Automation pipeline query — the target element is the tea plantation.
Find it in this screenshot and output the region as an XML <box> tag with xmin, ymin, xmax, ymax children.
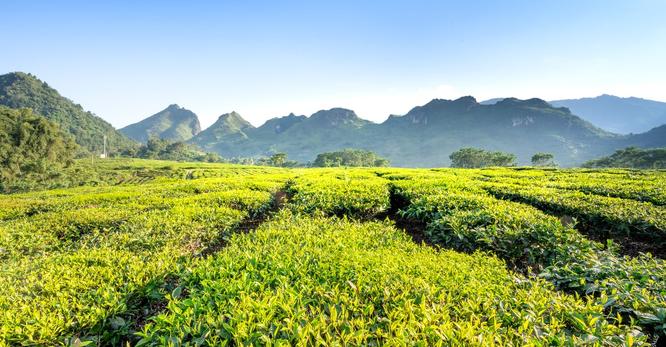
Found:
<box><xmin>1</xmin><ymin>160</ymin><xmax>664</xmax><ymax>346</ymax></box>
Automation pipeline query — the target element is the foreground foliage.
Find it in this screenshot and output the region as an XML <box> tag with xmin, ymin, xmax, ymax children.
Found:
<box><xmin>138</xmin><ymin>213</ymin><xmax>641</xmax><ymax>346</ymax></box>
<box><xmin>0</xmin><ymin>160</ymin><xmax>665</xmax><ymax>345</ymax></box>
<box><xmin>387</xmin><ymin>169</ymin><xmax>666</xmax><ymax>340</ymax></box>
<box><xmin>0</xmin><ymin>170</ymin><xmax>287</xmax><ymax>345</ymax></box>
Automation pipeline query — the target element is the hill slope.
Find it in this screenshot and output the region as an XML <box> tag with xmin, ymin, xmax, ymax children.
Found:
<box><xmin>0</xmin><ymin>72</ymin><xmax>136</xmax><ymax>154</ymax></box>
<box><xmin>583</xmin><ymin>146</ymin><xmax>666</xmax><ymax>169</ymax></box>
<box><xmin>550</xmin><ymin>94</ymin><xmax>666</xmax><ymax>134</ymax></box>
<box><xmin>189</xmin><ymin>111</ymin><xmax>255</xmax><ymax>154</ymax></box>
<box><xmin>189</xmin><ymin>97</ymin><xmax>665</xmax><ymax>166</ymax></box>
<box><xmin>120</xmin><ymin>104</ymin><xmax>201</xmax><ymax>143</ymax></box>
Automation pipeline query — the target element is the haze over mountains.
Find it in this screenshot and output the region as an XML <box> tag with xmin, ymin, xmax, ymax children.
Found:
<box><xmin>484</xmin><ymin>95</ymin><xmax>666</xmax><ymax>134</ymax></box>
<box><xmin>550</xmin><ymin>95</ymin><xmax>666</xmax><ymax>134</ymax></box>
<box><xmin>1</xmin><ymin>71</ymin><xmax>665</xmax><ymax>167</ymax></box>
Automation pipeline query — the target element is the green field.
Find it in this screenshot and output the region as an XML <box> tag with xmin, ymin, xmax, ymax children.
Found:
<box><xmin>1</xmin><ymin>160</ymin><xmax>664</xmax><ymax>346</ymax></box>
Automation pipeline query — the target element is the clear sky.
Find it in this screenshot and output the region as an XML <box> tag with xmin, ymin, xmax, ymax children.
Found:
<box><xmin>2</xmin><ymin>0</ymin><xmax>665</xmax><ymax>128</ymax></box>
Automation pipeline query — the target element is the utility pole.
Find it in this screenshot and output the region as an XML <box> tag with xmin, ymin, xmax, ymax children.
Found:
<box><xmin>103</xmin><ymin>135</ymin><xmax>107</xmax><ymax>159</ymax></box>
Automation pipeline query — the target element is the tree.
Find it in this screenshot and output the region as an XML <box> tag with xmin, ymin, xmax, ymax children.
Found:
<box><xmin>269</xmin><ymin>153</ymin><xmax>288</xmax><ymax>167</ymax></box>
<box><xmin>0</xmin><ymin>106</ymin><xmax>78</xmax><ymax>192</ymax></box>
<box><xmin>449</xmin><ymin>147</ymin><xmax>516</xmax><ymax>168</ymax></box>
<box><xmin>312</xmin><ymin>149</ymin><xmax>390</xmax><ymax>167</ymax></box>
<box><xmin>531</xmin><ymin>152</ymin><xmax>556</xmax><ymax>167</ymax></box>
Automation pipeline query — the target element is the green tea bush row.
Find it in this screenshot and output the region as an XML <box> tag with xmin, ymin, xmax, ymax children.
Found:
<box><xmin>391</xmin><ymin>178</ymin><xmax>598</xmax><ymax>270</ymax></box>
<box><xmin>483</xmin><ymin>183</ymin><xmax>666</xmax><ymax>241</ymax></box>
<box><xmin>287</xmin><ymin>170</ymin><xmax>390</xmax><ymax>218</ymax></box>
<box><xmin>137</xmin><ymin>212</ymin><xmax>643</xmax><ymax>345</ymax></box>
<box><xmin>390</xmin><ymin>173</ymin><xmax>666</xmax><ymax>339</ymax></box>
<box><xmin>475</xmin><ymin>169</ymin><xmax>666</xmax><ymax>206</ymax></box>
<box><xmin>0</xmin><ymin>173</ymin><xmax>287</xmax><ymax>345</ymax></box>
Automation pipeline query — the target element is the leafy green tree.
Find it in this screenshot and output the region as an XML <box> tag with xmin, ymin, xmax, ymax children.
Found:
<box><xmin>0</xmin><ymin>106</ymin><xmax>78</xmax><ymax>192</ymax></box>
<box><xmin>269</xmin><ymin>153</ymin><xmax>288</xmax><ymax>167</ymax></box>
<box><xmin>531</xmin><ymin>152</ymin><xmax>556</xmax><ymax>167</ymax></box>
<box><xmin>449</xmin><ymin>148</ymin><xmax>516</xmax><ymax>168</ymax></box>
<box><xmin>313</xmin><ymin>149</ymin><xmax>390</xmax><ymax>167</ymax></box>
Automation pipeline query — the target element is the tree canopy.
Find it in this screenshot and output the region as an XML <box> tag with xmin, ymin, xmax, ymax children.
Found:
<box><xmin>125</xmin><ymin>137</ymin><xmax>223</xmax><ymax>162</ymax></box>
<box><xmin>449</xmin><ymin>148</ymin><xmax>516</xmax><ymax>168</ymax></box>
<box><xmin>531</xmin><ymin>152</ymin><xmax>556</xmax><ymax>167</ymax></box>
<box><xmin>312</xmin><ymin>149</ymin><xmax>390</xmax><ymax>167</ymax></box>
<box><xmin>0</xmin><ymin>106</ymin><xmax>78</xmax><ymax>192</ymax></box>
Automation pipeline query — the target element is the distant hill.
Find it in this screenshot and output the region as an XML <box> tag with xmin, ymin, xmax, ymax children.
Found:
<box><xmin>187</xmin><ymin>96</ymin><xmax>666</xmax><ymax>166</ymax></box>
<box><xmin>0</xmin><ymin>72</ymin><xmax>136</xmax><ymax>154</ymax></box>
<box><xmin>374</xmin><ymin>97</ymin><xmax>618</xmax><ymax>167</ymax></box>
<box><xmin>120</xmin><ymin>104</ymin><xmax>201</xmax><ymax>143</ymax></box>
<box><xmin>479</xmin><ymin>98</ymin><xmax>507</xmax><ymax>105</ymax></box>
<box><xmin>584</xmin><ymin>146</ymin><xmax>666</xmax><ymax>169</ymax></box>
<box><xmin>623</xmin><ymin>124</ymin><xmax>666</xmax><ymax>148</ymax></box>
<box><xmin>550</xmin><ymin>94</ymin><xmax>666</xmax><ymax>134</ymax></box>
<box><xmin>189</xmin><ymin>108</ymin><xmax>374</xmax><ymax>162</ymax></box>
<box><xmin>189</xmin><ymin>111</ymin><xmax>255</xmax><ymax>154</ymax></box>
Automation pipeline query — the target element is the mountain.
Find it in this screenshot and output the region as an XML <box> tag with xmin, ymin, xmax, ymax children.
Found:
<box><xmin>189</xmin><ymin>111</ymin><xmax>255</xmax><ymax>153</ymax></box>
<box><xmin>623</xmin><ymin>124</ymin><xmax>666</xmax><ymax>148</ymax></box>
<box><xmin>0</xmin><ymin>72</ymin><xmax>136</xmax><ymax>154</ymax></box>
<box><xmin>375</xmin><ymin>97</ymin><xmax>618</xmax><ymax>167</ymax></box>
<box><xmin>583</xmin><ymin>146</ymin><xmax>666</xmax><ymax>169</ymax></box>
<box><xmin>479</xmin><ymin>98</ymin><xmax>507</xmax><ymax>105</ymax></box>
<box><xmin>120</xmin><ymin>104</ymin><xmax>201</xmax><ymax>143</ymax></box>
<box><xmin>550</xmin><ymin>94</ymin><xmax>666</xmax><ymax>134</ymax></box>
<box><xmin>189</xmin><ymin>108</ymin><xmax>373</xmax><ymax>162</ymax></box>
<box><xmin>252</xmin><ymin>113</ymin><xmax>306</xmax><ymax>136</ymax></box>
<box><xmin>188</xmin><ymin>97</ymin><xmax>666</xmax><ymax>167</ymax></box>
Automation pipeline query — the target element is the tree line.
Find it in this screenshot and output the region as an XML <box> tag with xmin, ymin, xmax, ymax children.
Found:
<box><xmin>449</xmin><ymin>148</ymin><xmax>556</xmax><ymax>168</ymax></box>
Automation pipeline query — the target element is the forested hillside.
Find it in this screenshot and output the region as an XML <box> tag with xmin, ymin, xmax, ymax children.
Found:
<box><xmin>0</xmin><ymin>72</ymin><xmax>136</xmax><ymax>154</ymax></box>
<box><xmin>0</xmin><ymin>106</ymin><xmax>77</xmax><ymax>192</ymax></box>
<box><xmin>584</xmin><ymin>147</ymin><xmax>666</xmax><ymax>169</ymax></box>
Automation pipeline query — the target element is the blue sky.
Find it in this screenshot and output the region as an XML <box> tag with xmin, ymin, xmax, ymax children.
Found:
<box><xmin>2</xmin><ymin>0</ymin><xmax>665</xmax><ymax>128</ymax></box>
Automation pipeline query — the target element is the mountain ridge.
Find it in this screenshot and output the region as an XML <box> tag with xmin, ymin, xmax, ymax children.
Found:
<box><xmin>182</xmin><ymin>96</ymin><xmax>663</xmax><ymax>167</ymax></box>
<box><xmin>3</xmin><ymin>72</ymin><xmax>665</xmax><ymax>166</ymax></box>
<box><xmin>550</xmin><ymin>94</ymin><xmax>666</xmax><ymax>134</ymax></box>
<box><xmin>120</xmin><ymin>104</ymin><xmax>201</xmax><ymax>143</ymax></box>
